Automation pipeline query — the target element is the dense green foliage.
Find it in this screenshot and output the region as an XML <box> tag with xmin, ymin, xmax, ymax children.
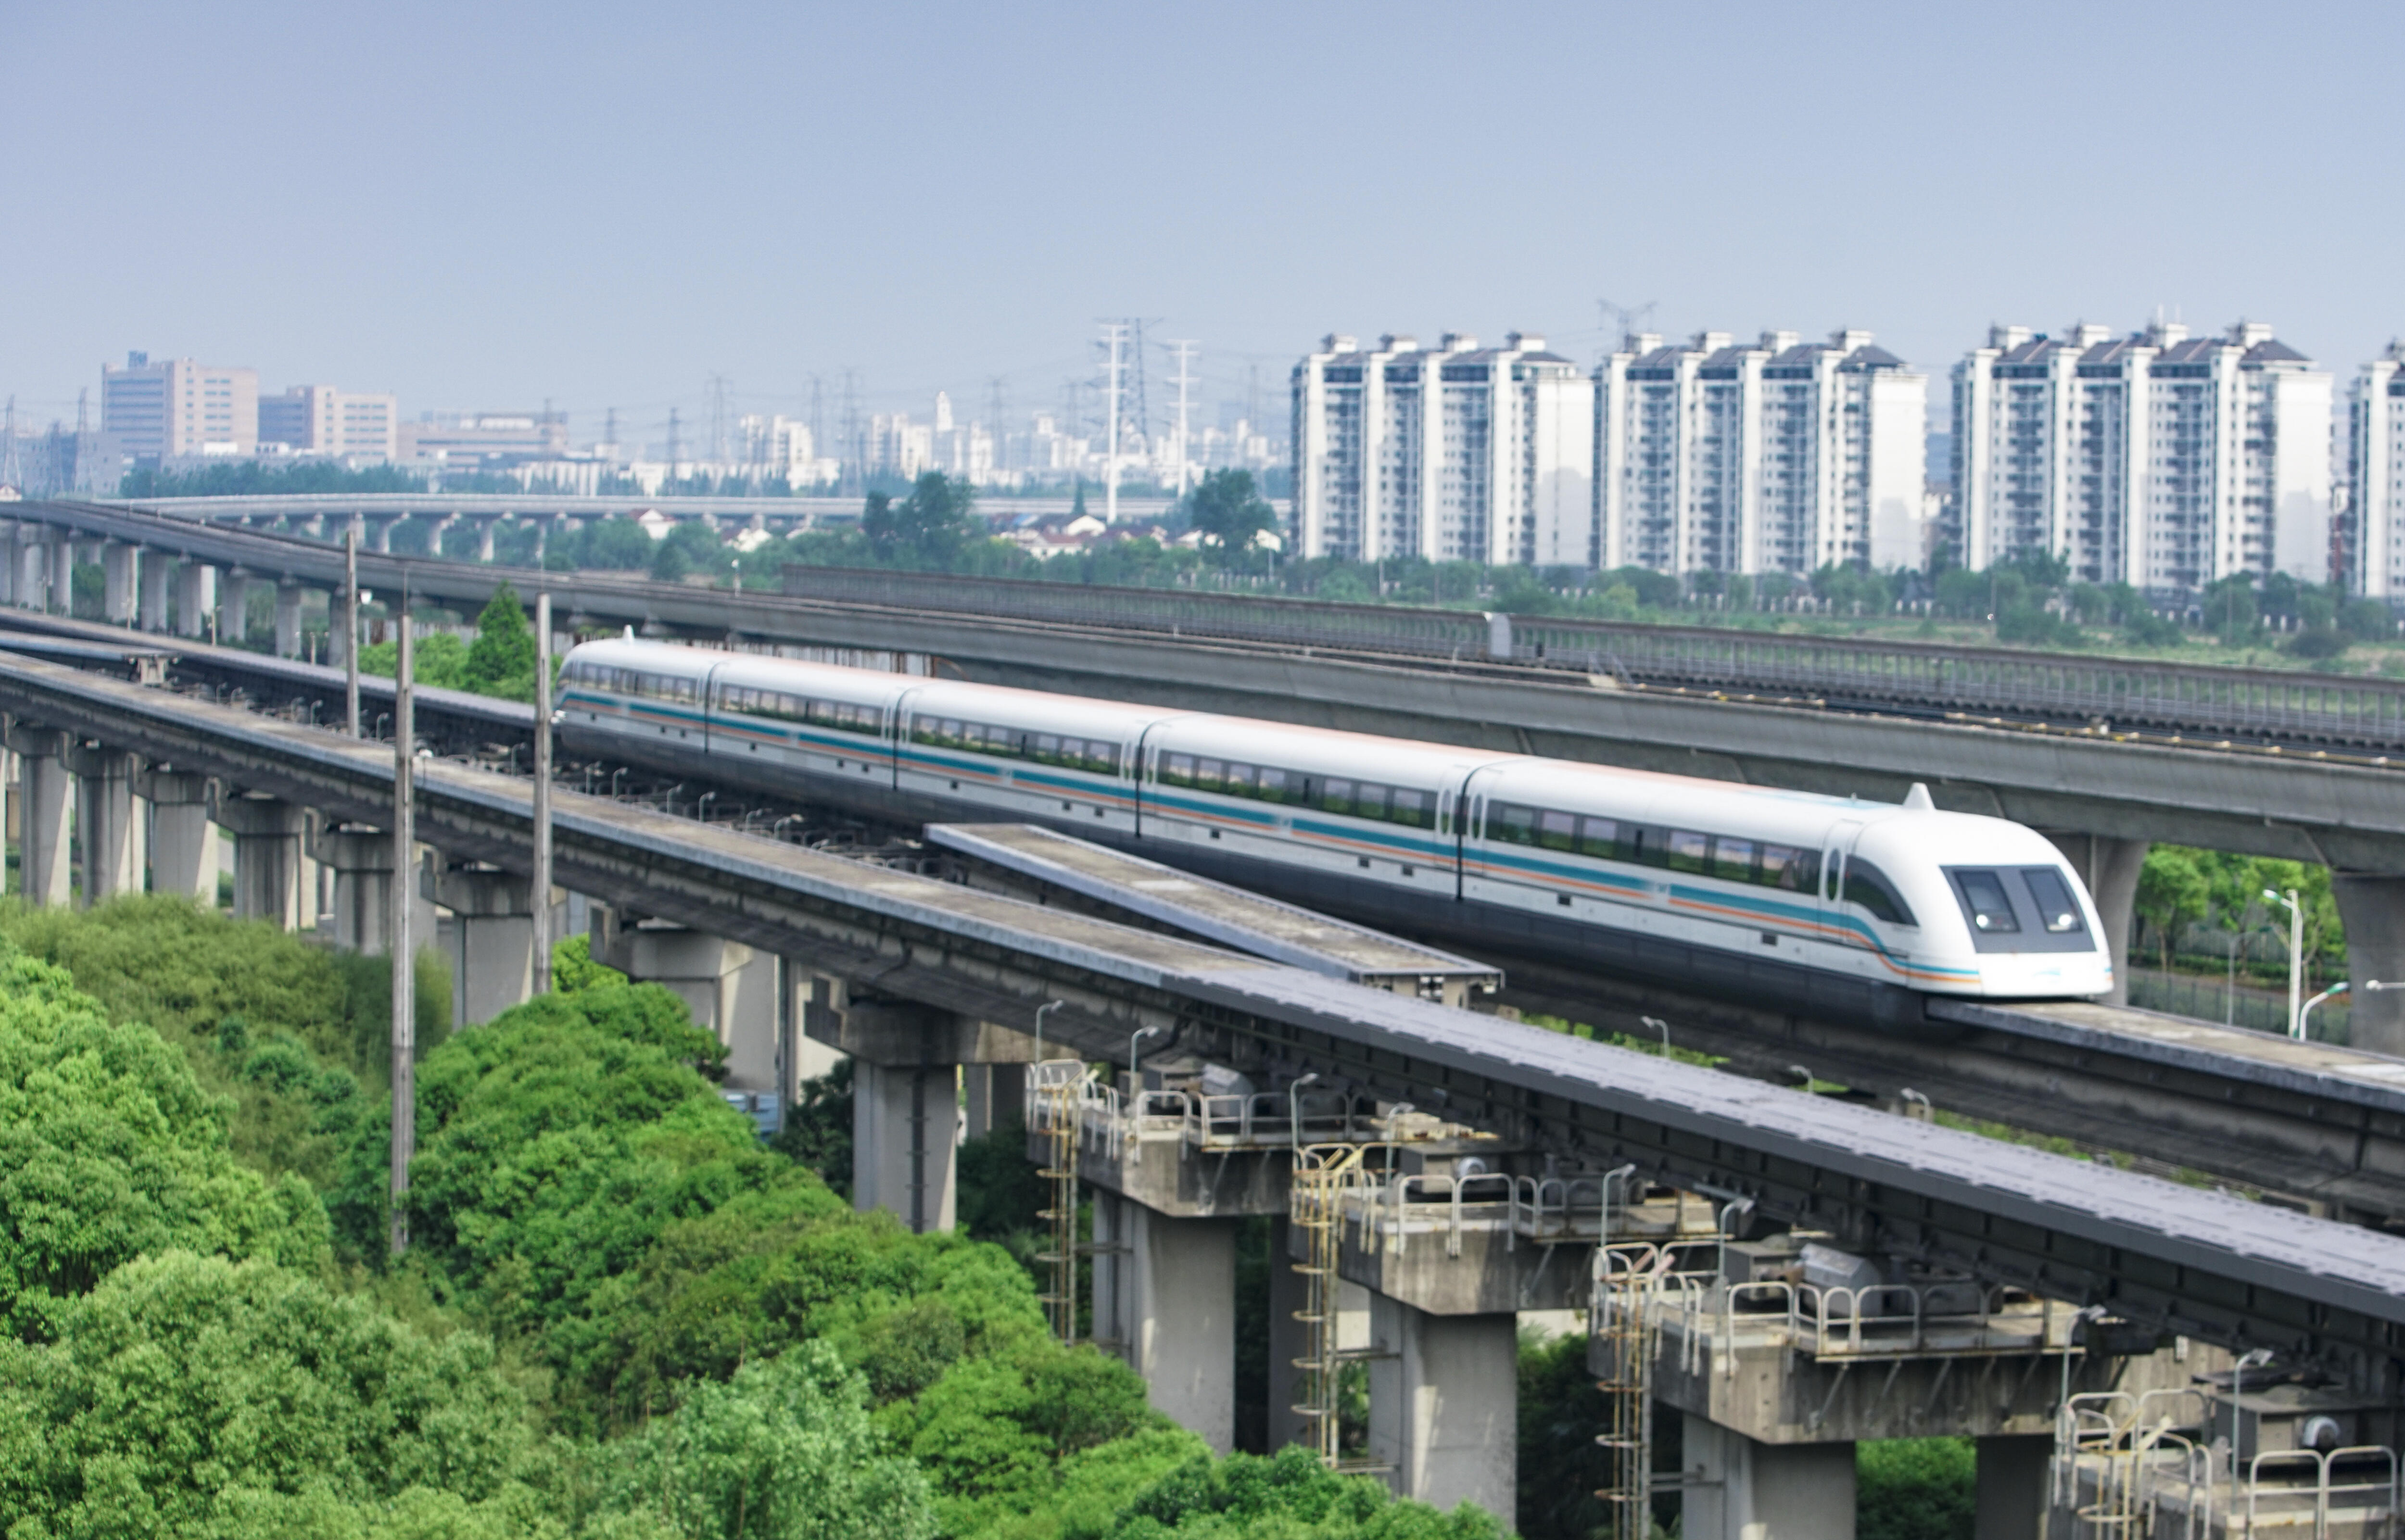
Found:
<box><xmin>121</xmin><ymin>461</ymin><xmax>427</xmax><ymax>499</ymax></box>
<box><xmin>2135</xmin><ymin>843</ymin><xmax>2344</xmax><ymax>972</ymax></box>
<box><xmin>359</xmin><ymin>583</ymin><xmax>547</xmax><ymax>702</ymax></box>
<box><xmin>1856</xmin><ymin>1439</ymin><xmax>1976</xmax><ymax>1540</ymax></box>
<box><xmin>1513</xmin><ymin>1332</ymin><xmax>1615</xmax><ymax>1540</ymax></box>
<box><xmin>1102</xmin><ymin>1446</ymin><xmax>1503</xmax><ymax>1538</ymax></box>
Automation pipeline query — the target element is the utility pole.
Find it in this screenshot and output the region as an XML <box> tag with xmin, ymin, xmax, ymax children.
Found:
<box><xmin>665</xmin><ymin>409</ymin><xmax>681</xmax><ymax>475</ymax></box>
<box><xmin>1166</xmin><ymin>339</ymin><xmax>1199</xmax><ymax>494</ymax></box>
<box><xmin>840</xmin><ymin>369</ymin><xmax>862</xmax><ymax>493</ymax></box>
<box><xmin>531</xmin><ymin>591</ymin><xmax>552</xmax><ymax>995</ymax></box>
<box><xmin>603</xmin><ymin>407</ymin><xmax>619</xmax><ymax>460</ymax></box>
<box><xmin>343</xmin><ymin>529</ymin><xmax>360</xmax><ymax>735</ymax></box>
<box><xmin>707</xmin><ymin>373</ymin><xmax>731</xmax><ymax>466</ymax></box>
<box><xmin>1100</xmin><ymin>322</ymin><xmax>1128</xmax><ymax>524</ymax></box>
<box><xmin>389</xmin><ymin>591</ymin><xmax>416</xmax><ymax>1258</ymax></box>
<box><xmin>1</xmin><ymin>397</ymin><xmax>18</xmax><ymax>490</ymax></box>
<box><xmin>808</xmin><ymin>375</ymin><xmax>825</xmax><ymax>463</ymax></box>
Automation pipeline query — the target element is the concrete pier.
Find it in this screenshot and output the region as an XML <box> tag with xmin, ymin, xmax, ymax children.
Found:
<box><xmin>216</xmin><ymin>793</ymin><xmax>306</xmax><ymax>927</ymax></box>
<box><xmin>426</xmin><ymin>860</ymin><xmax>540</xmax><ymax>1026</ymax></box>
<box><xmin>67</xmin><ymin>745</ymin><xmax>143</xmax><ymax>904</ymax></box>
<box><xmin>174</xmin><ymin>563</ymin><xmax>215</xmax><ymax>640</ymax></box>
<box><xmin>48</xmin><ymin>539</ymin><xmax>72</xmax><ymax>616</ymax></box>
<box><xmin>624</xmin><ymin>923</ymin><xmax>780</xmax><ymax>1088</ymax></box>
<box><xmin>101</xmin><ymin>543</ymin><xmax>137</xmax><ymax>626</ymax></box>
<box><xmin>274</xmin><ymin>582</ymin><xmax>304</xmax><ymax>660</ymax></box>
<box><xmin>1680</xmin><ymin>1415</ymin><xmax>1856</xmax><ymax>1540</ymax></box>
<box><xmin>8</xmin><ymin>726</ymin><xmax>69</xmax><ymax>906</ymax></box>
<box><xmin>141</xmin><ymin>770</ymin><xmax>218</xmax><ymax>900</ymax></box>
<box><xmin>1092</xmin><ymin>1195</ymin><xmax>1239</xmax><ymax>1453</ymax></box>
<box><xmin>2334</xmin><ymin>873</ymin><xmax>2405</xmax><ymax>1055</ymax></box>
<box><xmin>137</xmin><ymin>554</ymin><xmax>171</xmax><ymax>632</ymax></box>
<box><xmin>2045</xmin><ymin>831</ymin><xmax>2147</xmax><ymax>1005</ymax></box>
<box><xmin>217</xmin><ymin>571</ymin><xmax>251</xmax><ymax>645</ymax></box>
<box><xmin>1366</xmin><ymin>1296</ymin><xmax>1518</xmax><ymax>1525</ymax></box>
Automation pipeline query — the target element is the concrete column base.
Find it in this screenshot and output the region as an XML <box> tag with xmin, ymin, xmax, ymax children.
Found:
<box><xmin>426</xmin><ymin>860</ymin><xmax>542</xmax><ymax>1025</ymax></box>
<box><xmin>174</xmin><ymin>563</ymin><xmax>215</xmax><ymax>640</ymax></box>
<box><xmin>216</xmin><ymin>793</ymin><xmax>306</xmax><ymax>928</ymax></box>
<box><xmin>851</xmin><ymin>1058</ymin><xmax>958</xmax><ymax>1233</ymax></box>
<box><xmin>49</xmin><ymin>540</ymin><xmax>72</xmax><ymax>616</ymax></box>
<box><xmin>274</xmin><ymin>582</ymin><xmax>304</xmax><ymax>660</ymax></box>
<box><xmin>1367</xmin><ymin>1296</ymin><xmax>1516</xmax><ymax>1524</ymax></box>
<box><xmin>217</xmin><ymin>572</ymin><xmax>252</xmax><ymax>646</ymax></box>
<box><xmin>626</xmin><ymin>924</ymin><xmax>780</xmax><ymax>1088</ymax></box>
<box><xmin>316</xmin><ymin>824</ymin><xmax>430</xmax><ymax>952</ymax></box>
<box><xmin>1974</xmin><ymin>1433</ymin><xmax>2048</xmax><ymax>1540</ymax></box>
<box><xmin>13</xmin><ymin>540</ymin><xmax>44</xmax><ymax>613</ymax></box>
<box><xmin>2333</xmin><ymin>873</ymin><xmax>2405</xmax><ymax>1056</ymax></box>
<box><xmin>1681</xmin><ymin>1414</ymin><xmax>1856</xmax><ymax>1540</ymax></box>
<box><xmin>1093</xmin><ymin>1195</ymin><xmax>1236</xmax><ymax>1454</ymax></box>
<box><xmin>101</xmin><ymin>543</ymin><xmax>136</xmax><ymax>625</ymax></box>
<box><xmin>68</xmin><ymin>746</ymin><xmax>144</xmax><ymax>905</ymax></box>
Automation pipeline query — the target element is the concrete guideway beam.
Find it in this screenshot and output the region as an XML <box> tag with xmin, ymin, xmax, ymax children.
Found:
<box><xmin>7</xmin><ymin>655</ymin><xmax>2405</xmax><ymax>1387</ymax></box>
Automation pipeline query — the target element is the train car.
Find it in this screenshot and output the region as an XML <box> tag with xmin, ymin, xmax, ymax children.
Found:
<box><xmin>555</xmin><ymin>639</ymin><xmax>2112</xmax><ymax>1012</ymax></box>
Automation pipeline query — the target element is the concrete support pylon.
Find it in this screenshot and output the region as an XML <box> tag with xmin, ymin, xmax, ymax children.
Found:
<box><xmin>366</xmin><ymin>518</ymin><xmax>392</xmax><ymax>554</ymax></box>
<box><xmin>1091</xmin><ymin>1194</ymin><xmax>1237</xmax><ymax>1453</ymax></box>
<box><xmin>2044</xmin><ymin>831</ymin><xmax>2147</xmax><ymax>1006</ymax></box>
<box><xmin>426</xmin><ymin>860</ymin><xmax>541</xmax><ymax>1026</ymax></box>
<box><xmin>137</xmin><ymin>553</ymin><xmax>171</xmax><ymax>632</ymax></box>
<box><xmin>0</xmin><ymin>523</ymin><xmax>16</xmax><ymax>606</ymax></box>
<box><xmin>48</xmin><ymin>539</ymin><xmax>72</xmax><ymax>616</ymax></box>
<box><xmin>174</xmin><ymin>563</ymin><xmax>215</xmax><ymax>640</ymax></box>
<box><xmin>13</xmin><ymin>536</ymin><xmax>43</xmax><ymax>612</ymax></box>
<box><xmin>1974</xmin><ymin>1434</ymin><xmax>2049</xmax><ymax>1540</ymax></box>
<box><xmin>625</xmin><ymin>923</ymin><xmax>779</xmax><ymax>1088</ymax></box>
<box><xmin>141</xmin><ymin>770</ymin><xmax>218</xmax><ymax>901</ymax></box>
<box><xmin>1679</xmin><ymin>1414</ymin><xmax>1856</xmax><ymax>1540</ymax></box>
<box><xmin>1366</xmin><ymin>1295</ymin><xmax>1517</xmax><ymax>1525</ymax></box>
<box><xmin>7</xmin><ymin>726</ymin><xmax>70</xmax><ymax>907</ymax></box>
<box><xmin>67</xmin><ymin>745</ymin><xmax>144</xmax><ymax>905</ymax></box>
<box><xmin>101</xmin><ymin>543</ymin><xmax>137</xmax><ymax>625</ymax></box>
<box><xmin>215</xmin><ymin>793</ymin><xmax>306</xmax><ymax>928</ymax></box>
<box><xmin>2332</xmin><ymin>873</ymin><xmax>2405</xmax><ymax>1056</ymax></box>
<box><xmin>315</xmin><ymin>824</ymin><xmax>434</xmax><ymax>954</ymax></box>
<box><xmin>853</xmin><ymin>1058</ymin><xmax>959</xmax><ymax>1233</ymax></box>
<box><xmin>217</xmin><ymin>571</ymin><xmax>250</xmax><ymax>646</ymax></box>
<box><xmin>474</xmin><ymin>518</ymin><xmax>496</xmax><ymax>562</ymax></box>
<box><xmin>274</xmin><ymin>582</ymin><xmax>304</xmax><ymax>660</ymax></box>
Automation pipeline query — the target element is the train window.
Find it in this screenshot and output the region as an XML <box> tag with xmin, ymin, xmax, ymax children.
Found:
<box><xmin>1578</xmin><ymin>817</ymin><xmax>1618</xmax><ymax>857</ymax></box>
<box><xmin>1224</xmin><ymin>763</ymin><xmax>1255</xmax><ymax>793</ymax></box>
<box><xmin>2019</xmin><ymin>869</ymin><xmax>2086</xmax><ymax>934</ymax></box>
<box><xmin>1087</xmin><ymin>743</ymin><xmax>1119</xmax><ymax>774</ymax></box>
<box><xmin>1712</xmin><ymin>837</ymin><xmax>1755</xmax><ymax>883</ymax></box>
<box><xmin>1630</xmin><ymin>827</ymin><xmax>1667</xmax><ymax>868</ymax></box>
<box><xmin>1194</xmin><ymin>757</ymin><xmax>1225</xmax><ymax>790</ymax></box>
<box><xmin>1486</xmin><ymin>803</ymin><xmax>1536</xmax><ymax>844</ymax></box>
<box><xmin>1161</xmin><ymin>753</ymin><xmax>1195</xmax><ymax>787</ymax></box>
<box><xmin>1948</xmin><ymin>869</ymin><xmax>2017</xmax><ymax>933</ymax></box>
<box><xmin>1256</xmin><ymin>768</ymin><xmax>1290</xmax><ymax>802</ymax></box>
<box><xmin>1845</xmin><ymin>859</ymin><xmax>1918</xmax><ymax>927</ymax></box>
<box><xmin>1321</xmin><ymin>778</ymin><xmax>1356</xmax><ymax>815</ymax></box>
<box><xmin>1034</xmin><ymin>733</ymin><xmax>1061</xmax><ymax>761</ymax></box>
<box><xmin>1355</xmin><ymin>783</ymin><xmax>1392</xmax><ymax>820</ymax></box>
<box><xmin>1537</xmin><ymin>810</ymin><xmax>1577</xmax><ymax>851</ymax></box>
<box><xmin>1759</xmin><ymin>844</ymin><xmax>1814</xmax><ymax>892</ymax></box>
<box><xmin>1667</xmin><ymin>830</ymin><xmax>1710</xmax><ymax>873</ymax></box>
<box><xmin>1391</xmin><ymin>788</ymin><xmax>1433</xmax><ymax>829</ymax></box>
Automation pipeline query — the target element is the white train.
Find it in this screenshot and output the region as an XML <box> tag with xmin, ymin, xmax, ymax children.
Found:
<box><xmin>557</xmin><ymin>638</ymin><xmax>2112</xmax><ymax>1009</ymax></box>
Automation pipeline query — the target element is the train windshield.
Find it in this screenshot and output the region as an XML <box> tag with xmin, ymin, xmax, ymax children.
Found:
<box><xmin>2019</xmin><ymin>868</ymin><xmax>2087</xmax><ymax>934</ymax></box>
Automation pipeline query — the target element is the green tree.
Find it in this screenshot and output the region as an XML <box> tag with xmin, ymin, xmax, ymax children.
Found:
<box><xmin>597</xmin><ymin>1343</ymin><xmax>937</xmax><ymax>1540</ymax></box>
<box><xmin>463</xmin><ymin>583</ymin><xmax>539</xmax><ymax>698</ymax></box>
<box><xmin>1186</xmin><ymin>470</ymin><xmax>1279</xmax><ymax>566</ymax></box>
<box><xmin>2134</xmin><ymin>847</ymin><xmax>2211</xmax><ymax>967</ymax></box>
<box><xmin>864</xmin><ymin>472</ymin><xmax>983</xmax><ymax>567</ymax></box>
<box><xmin>1516</xmin><ymin>1330</ymin><xmax>1614</xmax><ymax>1540</ymax></box>
<box><xmin>0</xmin><ymin>941</ymin><xmax>329</xmax><ymax>1335</ymax></box>
<box><xmin>1102</xmin><ymin>1444</ymin><xmax>1504</xmax><ymax>1538</ymax></box>
<box><xmin>0</xmin><ymin>1251</ymin><xmax>557</xmax><ymax>1538</ymax></box>
<box><xmin>1858</xmin><ymin>1439</ymin><xmax>1975</xmax><ymax>1540</ymax></box>
<box><xmin>650</xmin><ymin>519</ymin><xmax>729</xmax><ymax>585</ymax></box>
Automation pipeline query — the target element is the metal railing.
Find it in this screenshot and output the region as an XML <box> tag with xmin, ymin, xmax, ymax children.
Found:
<box><xmin>781</xmin><ymin>565</ymin><xmax>2405</xmax><ymax>751</ymax></box>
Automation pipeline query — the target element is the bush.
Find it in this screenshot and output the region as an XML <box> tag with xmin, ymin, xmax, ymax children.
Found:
<box><xmin>1858</xmin><ymin>1439</ymin><xmax>1975</xmax><ymax>1540</ymax></box>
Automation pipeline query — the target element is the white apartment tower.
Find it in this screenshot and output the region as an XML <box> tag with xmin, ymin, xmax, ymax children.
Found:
<box><xmin>1594</xmin><ymin>329</ymin><xmax>1926</xmax><ymax>576</ymax></box>
<box><xmin>1291</xmin><ymin>332</ymin><xmax>1593</xmax><ymax>565</ymax></box>
<box><xmin>99</xmin><ymin>352</ymin><xmax>260</xmax><ymax>458</ymax></box>
<box><xmin>1954</xmin><ymin>321</ymin><xmax>2332</xmax><ymax>592</ymax></box>
<box><xmin>258</xmin><ymin>385</ymin><xmax>399</xmax><ymax>460</ymax></box>
<box><xmin>2346</xmin><ymin>341</ymin><xmax>2405</xmax><ymax>598</ymax></box>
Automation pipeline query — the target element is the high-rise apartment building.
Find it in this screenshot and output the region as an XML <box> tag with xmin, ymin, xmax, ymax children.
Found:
<box><xmin>258</xmin><ymin>384</ymin><xmax>399</xmax><ymax>460</ymax></box>
<box><xmin>1953</xmin><ymin>321</ymin><xmax>2332</xmax><ymax>592</ymax></box>
<box><xmin>1593</xmin><ymin>329</ymin><xmax>1926</xmax><ymax>577</ymax></box>
<box><xmin>99</xmin><ymin>352</ymin><xmax>259</xmax><ymax>458</ymax></box>
<box><xmin>1291</xmin><ymin>332</ymin><xmax>1592</xmax><ymax>566</ymax></box>
<box><xmin>2346</xmin><ymin>342</ymin><xmax>2405</xmax><ymax>599</ymax></box>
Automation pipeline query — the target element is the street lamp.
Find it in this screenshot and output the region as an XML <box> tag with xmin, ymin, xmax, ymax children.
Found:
<box><xmin>1127</xmin><ymin>1023</ymin><xmax>1165</xmax><ymax>1085</ymax></box>
<box><xmin>2230</xmin><ymin>1347</ymin><xmax>2276</xmax><ymax>1490</ymax></box>
<box><xmin>2263</xmin><ymin>888</ymin><xmax>2304</xmax><ymax>1039</ymax></box>
<box><xmin>1288</xmin><ymin>1072</ymin><xmax>1320</xmax><ymax>1152</ymax></box>
<box><xmin>1641</xmin><ymin>1015</ymin><xmax>1671</xmax><ymax>1057</ymax></box>
<box><xmin>2297</xmin><ymin>983</ymin><xmax>2349</xmax><ymax>1043</ymax></box>
<box><xmin>1033</xmin><ymin>999</ymin><xmax>1065</xmax><ymax>1062</ymax></box>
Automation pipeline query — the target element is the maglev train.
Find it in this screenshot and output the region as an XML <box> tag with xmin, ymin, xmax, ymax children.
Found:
<box><xmin>556</xmin><ymin>638</ymin><xmax>2113</xmax><ymax>1015</ymax></box>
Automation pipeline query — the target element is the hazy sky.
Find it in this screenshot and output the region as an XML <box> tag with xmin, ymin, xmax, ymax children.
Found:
<box><xmin>5</xmin><ymin>0</ymin><xmax>2402</xmax><ymax>442</ymax></box>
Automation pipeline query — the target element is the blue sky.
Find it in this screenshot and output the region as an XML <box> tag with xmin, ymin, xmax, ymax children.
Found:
<box><xmin>4</xmin><ymin>0</ymin><xmax>2399</xmax><ymax>440</ymax></box>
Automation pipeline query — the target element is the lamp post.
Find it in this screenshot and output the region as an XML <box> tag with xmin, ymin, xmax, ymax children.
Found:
<box><xmin>1033</xmin><ymin>999</ymin><xmax>1065</xmax><ymax>1062</ymax></box>
<box><xmin>1288</xmin><ymin>1072</ymin><xmax>1320</xmax><ymax>1152</ymax></box>
<box><xmin>1641</xmin><ymin>1015</ymin><xmax>1671</xmax><ymax>1057</ymax></box>
<box><xmin>2230</xmin><ymin>1347</ymin><xmax>2276</xmax><ymax>1491</ymax></box>
<box><xmin>1127</xmin><ymin>1023</ymin><xmax>1164</xmax><ymax>1085</ymax></box>
<box><xmin>2263</xmin><ymin>888</ymin><xmax>2304</xmax><ymax>1039</ymax></box>
<box><xmin>2297</xmin><ymin>983</ymin><xmax>2349</xmax><ymax>1043</ymax></box>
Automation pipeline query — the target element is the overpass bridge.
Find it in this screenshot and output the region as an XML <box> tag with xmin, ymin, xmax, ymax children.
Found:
<box><xmin>6</xmin><ymin>495</ymin><xmax>2405</xmax><ymax>1050</ymax></box>
<box><xmin>2</xmin><ymin>644</ymin><xmax>2403</xmax><ymax>1529</ymax></box>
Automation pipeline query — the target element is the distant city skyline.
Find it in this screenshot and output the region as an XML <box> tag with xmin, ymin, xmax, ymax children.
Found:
<box><xmin>5</xmin><ymin>2</ymin><xmax>2401</xmax><ymax>440</ymax></box>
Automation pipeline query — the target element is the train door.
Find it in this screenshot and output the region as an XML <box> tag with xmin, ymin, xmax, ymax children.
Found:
<box><xmin>1455</xmin><ymin>763</ymin><xmax>1511</xmax><ymax>903</ymax></box>
<box><xmin>1820</xmin><ymin>818</ymin><xmax>1864</xmax><ymax>949</ymax></box>
<box><xmin>889</xmin><ymin>686</ymin><xmax>924</xmax><ymax>789</ymax></box>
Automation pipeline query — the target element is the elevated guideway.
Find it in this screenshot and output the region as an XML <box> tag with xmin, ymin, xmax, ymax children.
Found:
<box><xmin>0</xmin><ymin>647</ymin><xmax>2401</xmax><ymax>1384</ymax></box>
<box><xmin>3</xmin><ymin>606</ymin><xmax>2404</xmax><ymax>1223</ymax></box>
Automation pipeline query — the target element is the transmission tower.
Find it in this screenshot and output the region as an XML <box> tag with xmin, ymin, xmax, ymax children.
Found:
<box><xmin>0</xmin><ymin>398</ymin><xmax>19</xmax><ymax>490</ymax></box>
<box><xmin>666</xmin><ymin>408</ymin><xmax>682</xmax><ymax>472</ymax></box>
<box><xmin>1098</xmin><ymin>322</ymin><xmax>1129</xmax><ymax>523</ymax></box>
<box><xmin>1597</xmin><ymin>297</ymin><xmax>1659</xmax><ymax>356</ymax></box>
<box><xmin>808</xmin><ymin>375</ymin><xmax>825</xmax><ymax>459</ymax></box>
<box><xmin>839</xmin><ymin>369</ymin><xmax>862</xmax><ymax>493</ymax></box>
<box><xmin>707</xmin><ymin>373</ymin><xmax>731</xmax><ymax>465</ymax></box>
<box><xmin>1165</xmin><ymin>339</ymin><xmax>1199</xmax><ymax>493</ymax></box>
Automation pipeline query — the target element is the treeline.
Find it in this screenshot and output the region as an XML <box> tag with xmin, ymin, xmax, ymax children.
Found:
<box><xmin>0</xmin><ymin>896</ymin><xmax>1502</xmax><ymax>1539</ymax></box>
